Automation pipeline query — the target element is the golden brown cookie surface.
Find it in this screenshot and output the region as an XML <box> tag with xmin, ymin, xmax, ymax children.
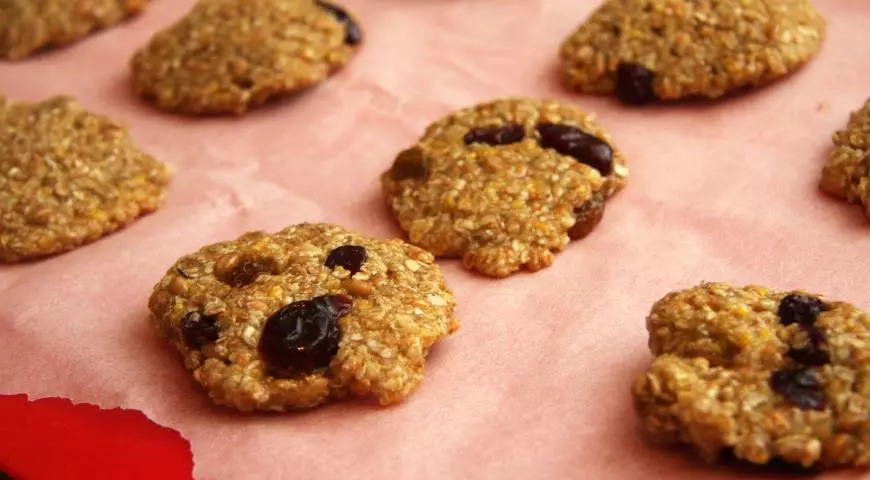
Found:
<box><xmin>560</xmin><ymin>0</ymin><xmax>826</xmax><ymax>104</ymax></box>
<box><xmin>0</xmin><ymin>96</ymin><xmax>172</xmax><ymax>263</ymax></box>
<box><xmin>820</xmin><ymin>97</ymin><xmax>870</xmax><ymax>217</ymax></box>
<box><xmin>381</xmin><ymin>98</ymin><xmax>627</xmax><ymax>278</ymax></box>
<box><xmin>0</xmin><ymin>0</ymin><xmax>148</xmax><ymax>60</ymax></box>
<box><xmin>148</xmin><ymin>223</ymin><xmax>459</xmax><ymax>411</ymax></box>
<box><xmin>633</xmin><ymin>282</ymin><xmax>870</xmax><ymax>469</ymax></box>
<box><xmin>131</xmin><ymin>0</ymin><xmax>362</xmax><ymax>115</ymax></box>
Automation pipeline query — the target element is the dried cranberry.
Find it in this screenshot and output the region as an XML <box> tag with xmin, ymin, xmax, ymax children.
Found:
<box><xmin>463</xmin><ymin>124</ymin><xmax>525</xmax><ymax>146</ymax></box>
<box><xmin>770</xmin><ymin>367</ymin><xmax>826</xmax><ymax>411</ymax></box>
<box><xmin>778</xmin><ymin>294</ymin><xmax>828</xmax><ymax>326</ymax></box>
<box><xmin>258</xmin><ymin>295</ymin><xmax>352</xmax><ymax>376</ymax></box>
<box><xmin>225</xmin><ymin>259</ymin><xmax>272</xmax><ymax>287</ymax></box>
<box><xmin>315</xmin><ymin>0</ymin><xmax>362</xmax><ymax>45</ymax></box>
<box><xmin>536</xmin><ymin>123</ymin><xmax>613</xmax><ymax>175</ymax></box>
<box><xmin>391</xmin><ymin>147</ymin><xmax>427</xmax><ymax>181</ymax></box>
<box><xmin>181</xmin><ymin>312</ymin><xmax>220</xmax><ymax>348</ymax></box>
<box><xmin>615</xmin><ymin>62</ymin><xmax>657</xmax><ymax>105</ymax></box>
<box><xmin>568</xmin><ymin>194</ymin><xmax>605</xmax><ymax>240</ymax></box>
<box><xmin>324</xmin><ymin>245</ymin><xmax>368</xmax><ymax>275</ymax></box>
<box><xmin>788</xmin><ymin>325</ymin><xmax>829</xmax><ymax>366</ymax></box>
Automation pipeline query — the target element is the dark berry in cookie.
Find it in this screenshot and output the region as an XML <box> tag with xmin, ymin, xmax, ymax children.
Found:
<box><xmin>325</xmin><ymin>245</ymin><xmax>368</xmax><ymax>275</ymax></box>
<box><xmin>225</xmin><ymin>259</ymin><xmax>272</xmax><ymax>287</ymax></box>
<box><xmin>568</xmin><ymin>194</ymin><xmax>605</xmax><ymax>240</ymax></box>
<box><xmin>778</xmin><ymin>294</ymin><xmax>828</xmax><ymax>326</ymax></box>
<box><xmin>259</xmin><ymin>295</ymin><xmax>352</xmax><ymax>377</ymax></box>
<box><xmin>787</xmin><ymin>325</ymin><xmax>829</xmax><ymax>366</ymax></box>
<box><xmin>463</xmin><ymin>124</ymin><xmax>525</xmax><ymax>146</ymax></box>
<box><xmin>536</xmin><ymin>123</ymin><xmax>613</xmax><ymax>175</ymax></box>
<box><xmin>770</xmin><ymin>367</ymin><xmax>826</xmax><ymax>411</ymax></box>
<box><xmin>615</xmin><ymin>63</ymin><xmax>657</xmax><ymax>105</ymax></box>
<box><xmin>315</xmin><ymin>0</ymin><xmax>362</xmax><ymax>45</ymax></box>
<box><xmin>181</xmin><ymin>312</ymin><xmax>220</xmax><ymax>348</ymax></box>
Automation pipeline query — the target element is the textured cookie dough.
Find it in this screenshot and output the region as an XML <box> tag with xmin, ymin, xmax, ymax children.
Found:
<box><xmin>633</xmin><ymin>282</ymin><xmax>870</xmax><ymax>469</ymax></box>
<box><xmin>148</xmin><ymin>223</ymin><xmax>459</xmax><ymax>411</ymax></box>
<box><xmin>381</xmin><ymin>98</ymin><xmax>627</xmax><ymax>278</ymax></box>
<box><xmin>0</xmin><ymin>0</ymin><xmax>147</xmax><ymax>60</ymax></box>
<box><xmin>560</xmin><ymin>0</ymin><xmax>826</xmax><ymax>104</ymax></box>
<box><xmin>0</xmin><ymin>96</ymin><xmax>172</xmax><ymax>263</ymax></box>
<box><xmin>820</xmin><ymin>97</ymin><xmax>870</xmax><ymax>217</ymax></box>
<box><xmin>131</xmin><ymin>0</ymin><xmax>362</xmax><ymax>115</ymax></box>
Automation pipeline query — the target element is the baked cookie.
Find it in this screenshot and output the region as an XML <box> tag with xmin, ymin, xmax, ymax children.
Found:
<box><xmin>131</xmin><ymin>0</ymin><xmax>362</xmax><ymax>115</ymax></box>
<box><xmin>633</xmin><ymin>282</ymin><xmax>870</xmax><ymax>469</ymax></box>
<box><xmin>0</xmin><ymin>96</ymin><xmax>172</xmax><ymax>263</ymax></box>
<box><xmin>820</xmin><ymin>97</ymin><xmax>870</xmax><ymax>217</ymax></box>
<box><xmin>381</xmin><ymin>98</ymin><xmax>627</xmax><ymax>278</ymax></box>
<box><xmin>148</xmin><ymin>223</ymin><xmax>459</xmax><ymax>411</ymax></box>
<box><xmin>560</xmin><ymin>0</ymin><xmax>826</xmax><ymax>104</ymax></box>
<box><xmin>0</xmin><ymin>0</ymin><xmax>148</xmax><ymax>60</ymax></box>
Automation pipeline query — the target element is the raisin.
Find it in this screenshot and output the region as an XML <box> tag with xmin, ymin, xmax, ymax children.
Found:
<box><xmin>391</xmin><ymin>147</ymin><xmax>427</xmax><ymax>181</ymax></box>
<box><xmin>770</xmin><ymin>367</ymin><xmax>826</xmax><ymax>411</ymax></box>
<box><xmin>315</xmin><ymin>1</ymin><xmax>362</xmax><ymax>45</ymax></box>
<box><xmin>181</xmin><ymin>312</ymin><xmax>220</xmax><ymax>348</ymax></box>
<box><xmin>778</xmin><ymin>294</ymin><xmax>828</xmax><ymax>326</ymax></box>
<box><xmin>258</xmin><ymin>295</ymin><xmax>352</xmax><ymax>376</ymax></box>
<box><xmin>788</xmin><ymin>325</ymin><xmax>829</xmax><ymax>366</ymax></box>
<box><xmin>568</xmin><ymin>194</ymin><xmax>605</xmax><ymax>240</ymax></box>
<box><xmin>536</xmin><ymin>123</ymin><xmax>613</xmax><ymax>175</ymax></box>
<box><xmin>224</xmin><ymin>259</ymin><xmax>272</xmax><ymax>287</ymax></box>
<box><xmin>615</xmin><ymin>62</ymin><xmax>657</xmax><ymax>105</ymax></box>
<box><xmin>324</xmin><ymin>245</ymin><xmax>368</xmax><ymax>275</ymax></box>
<box><xmin>463</xmin><ymin>124</ymin><xmax>525</xmax><ymax>146</ymax></box>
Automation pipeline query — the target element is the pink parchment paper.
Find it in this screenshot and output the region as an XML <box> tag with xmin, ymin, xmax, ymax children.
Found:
<box><xmin>2</xmin><ymin>1</ymin><xmax>870</xmax><ymax>478</ymax></box>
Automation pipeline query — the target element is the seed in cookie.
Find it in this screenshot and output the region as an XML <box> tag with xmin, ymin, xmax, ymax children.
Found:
<box><xmin>148</xmin><ymin>223</ymin><xmax>459</xmax><ymax>411</ymax></box>
<box><xmin>536</xmin><ymin>123</ymin><xmax>613</xmax><ymax>175</ymax></box>
<box><xmin>0</xmin><ymin>0</ymin><xmax>148</xmax><ymax>60</ymax></box>
<box><xmin>633</xmin><ymin>282</ymin><xmax>870</xmax><ymax>469</ymax></box>
<box><xmin>259</xmin><ymin>295</ymin><xmax>350</xmax><ymax>377</ymax></box>
<box><xmin>0</xmin><ymin>96</ymin><xmax>172</xmax><ymax>263</ymax></box>
<box><xmin>463</xmin><ymin>124</ymin><xmax>525</xmax><ymax>146</ymax></box>
<box><xmin>181</xmin><ymin>312</ymin><xmax>221</xmax><ymax>348</ymax></box>
<box><xmin>560</xmin><ymin>0</ymin><xmax>826</xmax><ymax>102</ymax></box>
<box><xmin>130</xmin><ymin>0</ymin><xmax>363</xmax><ymax>115</ymax></box>
<box><xmin>820</xmin><ymin>97</ymin><xmax>870</xmax><ymax>218</ymax></box>
<box><xmin>324</xmin><ymin>245</ymin><xmax>368</xmax><ymax>275</ymax></box>
<box><xmin>381</xmin><ymin>98</ymin><xmax>628</xmax><ymax>278</ymax></box>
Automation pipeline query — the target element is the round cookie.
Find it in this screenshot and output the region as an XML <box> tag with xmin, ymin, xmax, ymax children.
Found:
<box><xmin>148</xmin><ymin>223</ymin><xmax>459</xmax><ymax>411</ymax></box>
<box><xmin>0</xmin><ymin>0</ymin><xmax>148</xmax><ymax>60</ymax></box>
<box><xmin>0</xmin><ymin>96</ymin><xmax>172</xmax><ymax>263</ymax></box>
<box><xmin>560</xmin><ymin>0</ymin><xmax>826</xmax><ymax>104</ymax></box>
<box><xmin>381</xmin><ymin>98</ymin><xmax>628</xmax><ymax>278</ymax></box>
<box><xmin>633</xmin><ymin>282</ymin><xmax>870</xmax><ymax>469</ymax></box>
<box><xmin>820</xmin><ymin>97</ymin><xmax>870</xmax><ymax>217</ymax></box>
<box><xmin>131</xmin><ymin>0</ymin><xmax>362</xmax><ymax>115</ymax></box>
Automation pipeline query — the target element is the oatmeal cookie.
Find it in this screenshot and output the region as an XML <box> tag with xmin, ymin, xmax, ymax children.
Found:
<box><xmin>633</xmin><ymin>282</ymin><xmax>870</xmax><ymax>468</ymax></box>
<box><xmin>820</xmin><ymin>97</ymin><xmax>870</xmax><ymax>217</ymax></box>
<box><xmin>131</xmin><ymin>0</ymin><xmax>362</xmax><ymax>115</ymax></box>
<box><xmin>560</xmin><ymin>0</ymin><xmax>826</xmax><ymax>104</ymax></box>
<box><xmin>148</xmin><ymin>223</ymin><xmax>459</xmax><ymax>411</ymax></box>
<box><xmin>381</xmin><ymin>98</ymin><xmax>627</xmax><ymax>278</ymax></box>
<box><xmin>0</xmin><ymin>95</ymin><xmax>172</xmax><ymax>263</ymax></box>
<box><xmin>0</xmin><ymin>0</ymin><xmax>148</xmax><ymax>60</ymax></box>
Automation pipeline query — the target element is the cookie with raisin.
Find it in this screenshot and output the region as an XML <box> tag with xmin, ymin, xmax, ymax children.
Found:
<box><xmin>0</xmin><ymin>95</ymin><xmax>172</xmax><ymax>263</ymax></box>
<box><xmin>131</xmin><ymin>0</ymin><xmax>362</xmax><ymax>115</ymax></box>
<box><xmin>381</xmin><ymin>97</ymin><xmax>628</xmax><ymax>278</ymax></box>
<box><xmin>560</xmin><ymin>0</ymin><xmax>826</xmax><ymax>104</ymax></box>
<box><xmin>633</xmin><ymin>282</ymin><xmax>870</xmax><ymax>469</ymax></box>
<box><xmin>148</xmin><ymin>223</ymin><xmax>459</xmax><ymax>411</ymax></box>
